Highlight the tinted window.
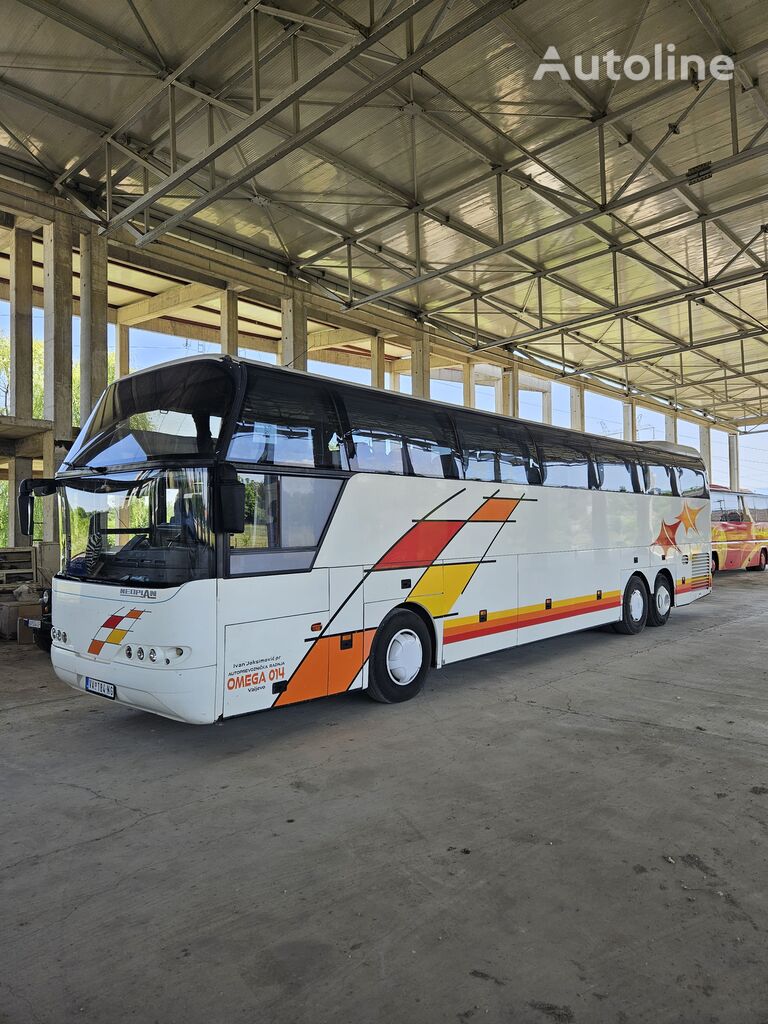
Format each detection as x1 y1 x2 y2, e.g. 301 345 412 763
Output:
597 456 635 493
711 492 743 522
675 466 707 498
66 361 235 469
644 464 674 496
341 390 460 478
536 434 591 489
229 473 342 574
228 367 346 470
747 494 768 523
456 414 531 485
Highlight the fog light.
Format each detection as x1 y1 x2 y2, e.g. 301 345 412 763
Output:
125 646 132 659
137 647 145 661
149 648 157 663
62 632 68 644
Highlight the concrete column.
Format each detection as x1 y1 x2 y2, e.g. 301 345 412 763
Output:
116 324 130 378
571 384 585 432
43 215 73 443
462 362 475 408
7 456 33 545
410 330 431 399
391 370 401 393
10 227 34 421
622 399 635 441
664 413 677 444
541 380 553 424
371 336 386 390
79 227 108 421
699 425 712 478
42 428 58 543
728 433 740 490
280 291 308 370
220 288 239 356
495 370 511 416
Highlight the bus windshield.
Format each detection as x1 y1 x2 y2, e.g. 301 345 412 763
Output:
59 468 213 587
64 361 236 470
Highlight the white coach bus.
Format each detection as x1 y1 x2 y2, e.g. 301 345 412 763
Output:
19 356 711 724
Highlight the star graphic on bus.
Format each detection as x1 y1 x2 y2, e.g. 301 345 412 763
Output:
675 501 703 534
652 519 681 556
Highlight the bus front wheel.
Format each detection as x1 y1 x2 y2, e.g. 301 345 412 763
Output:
367 609 431 704
613 576 648 635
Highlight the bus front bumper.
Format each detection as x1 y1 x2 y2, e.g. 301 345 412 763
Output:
51 647 218 725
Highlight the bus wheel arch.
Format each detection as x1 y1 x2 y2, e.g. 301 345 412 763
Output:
366 606 432 704
648 570 674 627
749 548 768 572
396 601 437 667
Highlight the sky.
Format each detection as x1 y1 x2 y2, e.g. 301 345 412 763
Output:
2 299 768 491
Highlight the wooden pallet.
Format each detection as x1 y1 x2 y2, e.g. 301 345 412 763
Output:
0 547 38 591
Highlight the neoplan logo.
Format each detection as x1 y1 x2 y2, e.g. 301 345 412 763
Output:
534 44 735 83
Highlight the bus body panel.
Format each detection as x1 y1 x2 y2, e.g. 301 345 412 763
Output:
50 578 218 723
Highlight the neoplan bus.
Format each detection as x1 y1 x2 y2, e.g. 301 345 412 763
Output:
19 356 711 725
710 485 768 573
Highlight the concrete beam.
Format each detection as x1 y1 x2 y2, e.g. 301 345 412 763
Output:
116 282 224 326
220 288 239 356
9 227 33 420
371 336 386 390
309 327 375 351
728 433 740 490
43 215 73 444
463 363 475 408
281 292 308 370
411 330 431 399
116 324 130 379
79 226 108 420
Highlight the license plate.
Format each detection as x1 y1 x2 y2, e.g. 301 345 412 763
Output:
26 619 41 629
85 678 116 700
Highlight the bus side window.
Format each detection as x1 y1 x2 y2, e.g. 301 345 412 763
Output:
710 492 741 522
643 464 674 496
341 390 460 478
455 414 530 484
228 473 343 575
674 466 707 497
596 458 634 492
536 438 590 489
228 367 347 470
747 495 768 523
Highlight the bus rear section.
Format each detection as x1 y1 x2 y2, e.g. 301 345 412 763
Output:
710 487 768 573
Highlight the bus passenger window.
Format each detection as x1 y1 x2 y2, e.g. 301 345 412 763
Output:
674 466 707 497
711 492 743 522
350 432 404 473
228 474 343 574
747 495 768 523
597 458 635 493
643 464 674 495
539 443 590 489
456 414 530 484
228 368 346 470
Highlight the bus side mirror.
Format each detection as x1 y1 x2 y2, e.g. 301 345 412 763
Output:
17 478 57 536
218 469 245 535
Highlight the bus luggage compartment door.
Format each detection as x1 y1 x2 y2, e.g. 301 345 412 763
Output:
220 570 330 716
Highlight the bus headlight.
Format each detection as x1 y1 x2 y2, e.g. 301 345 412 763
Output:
148 648 157 663
125 646 132 659
136 647 145 661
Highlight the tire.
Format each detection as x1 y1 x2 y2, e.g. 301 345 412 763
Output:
367 609 431 704
711 553 718 575
748 549 767 573
648 575 672 627
613 576 648 635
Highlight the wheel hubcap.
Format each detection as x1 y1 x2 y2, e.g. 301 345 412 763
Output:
385 629 423 685
656 587 671 616
629 589 644 622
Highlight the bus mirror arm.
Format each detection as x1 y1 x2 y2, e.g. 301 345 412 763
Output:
17 478 58 537
217 466 246 535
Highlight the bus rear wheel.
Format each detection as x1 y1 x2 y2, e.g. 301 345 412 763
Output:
648 575 672 627
613 576 648 635
367 609 431 704
748 549 767 572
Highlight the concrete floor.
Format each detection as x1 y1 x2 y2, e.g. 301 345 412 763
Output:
2 574 768 1024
